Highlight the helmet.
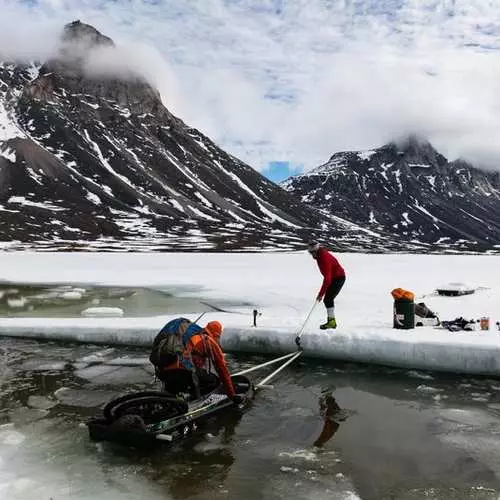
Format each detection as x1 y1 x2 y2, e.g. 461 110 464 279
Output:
205 321 223 339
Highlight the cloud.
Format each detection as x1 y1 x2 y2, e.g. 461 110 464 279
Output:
2 1 500 173
82 43 182 108
0 2 60 61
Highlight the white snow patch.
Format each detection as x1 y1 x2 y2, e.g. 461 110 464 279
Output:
394 169 403 194
188 205 218 222
169 198 185 212
82 101 99 109
27 168 43 185
193 191 214 208
7 197 66 212
0 145 16 162
86 191 102 205
357 150 376 161
459 209 486 224
101 185 114 197
83 129 136 191
0 100 25 142
257 201 300 228
379 162 390 182
226 210 247 223
190 135 209 151
402 212 412 225
413 200 439 222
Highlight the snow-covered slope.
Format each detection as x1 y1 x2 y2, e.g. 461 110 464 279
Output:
0 21 351 251
282 136 500 253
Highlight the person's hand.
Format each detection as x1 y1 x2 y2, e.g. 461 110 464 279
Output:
316 293 324 302
232 394 244 405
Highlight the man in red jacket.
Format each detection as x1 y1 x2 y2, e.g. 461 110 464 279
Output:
308 241 346 329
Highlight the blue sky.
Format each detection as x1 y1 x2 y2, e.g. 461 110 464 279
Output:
262 161 304 183
3 1 500 174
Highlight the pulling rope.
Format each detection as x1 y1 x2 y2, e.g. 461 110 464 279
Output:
255 350 303 388
232 299 318 390
233 351 301 377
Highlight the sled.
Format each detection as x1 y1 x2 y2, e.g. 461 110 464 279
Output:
436 282 475 297
87 375 254 447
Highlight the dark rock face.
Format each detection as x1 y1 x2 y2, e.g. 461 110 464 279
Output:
282 136 500 252
0 21 348 251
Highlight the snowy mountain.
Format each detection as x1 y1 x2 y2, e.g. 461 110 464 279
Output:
282 136 500 252
0 21 344 252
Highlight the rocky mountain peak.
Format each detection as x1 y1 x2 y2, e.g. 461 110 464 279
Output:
391 134 447 168
24 20 162 115
61 20 115 49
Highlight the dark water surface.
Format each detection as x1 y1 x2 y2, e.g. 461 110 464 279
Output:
1 338 500 500
0 283 244 318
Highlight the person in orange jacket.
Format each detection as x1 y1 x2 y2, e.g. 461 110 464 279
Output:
158 321 242 403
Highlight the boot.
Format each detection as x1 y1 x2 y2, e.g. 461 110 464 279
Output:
320 317 337 330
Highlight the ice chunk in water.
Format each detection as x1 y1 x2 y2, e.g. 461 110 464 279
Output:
0 425 25 446
27 396 56 410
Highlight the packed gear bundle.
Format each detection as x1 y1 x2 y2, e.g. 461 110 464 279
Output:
149 317 203 371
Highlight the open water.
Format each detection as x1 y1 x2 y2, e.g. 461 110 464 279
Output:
1 336 500 500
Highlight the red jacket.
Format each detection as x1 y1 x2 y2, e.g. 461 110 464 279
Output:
316 247 345 297
165 332 236 398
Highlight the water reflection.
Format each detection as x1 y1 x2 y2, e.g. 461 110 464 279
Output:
313 389 348 448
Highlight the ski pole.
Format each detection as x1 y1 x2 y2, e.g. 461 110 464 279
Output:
295 299 320 349
194 311 209 323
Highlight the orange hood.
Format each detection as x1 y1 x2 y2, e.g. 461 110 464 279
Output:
205 320 223 339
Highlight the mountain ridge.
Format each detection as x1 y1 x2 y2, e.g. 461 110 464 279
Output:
281 136 500 252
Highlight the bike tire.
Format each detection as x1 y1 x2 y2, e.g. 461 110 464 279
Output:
103 391 188 423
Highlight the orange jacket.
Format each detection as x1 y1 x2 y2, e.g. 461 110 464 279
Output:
165 331 236 398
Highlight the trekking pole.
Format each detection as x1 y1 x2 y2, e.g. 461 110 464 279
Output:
294 299 320 349
194 311 209 324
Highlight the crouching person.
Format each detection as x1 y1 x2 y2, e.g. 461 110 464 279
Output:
150 318 242 404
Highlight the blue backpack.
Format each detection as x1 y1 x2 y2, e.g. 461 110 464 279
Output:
149 317 203 369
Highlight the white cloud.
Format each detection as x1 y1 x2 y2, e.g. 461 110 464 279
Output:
2 0 500 172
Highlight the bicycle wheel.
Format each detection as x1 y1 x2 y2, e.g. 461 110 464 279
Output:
103 391 188 424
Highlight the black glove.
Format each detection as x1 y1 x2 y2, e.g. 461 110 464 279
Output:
232 394 244 405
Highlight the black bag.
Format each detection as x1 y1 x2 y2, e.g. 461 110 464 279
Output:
441 317 475 332
415 302 438 319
